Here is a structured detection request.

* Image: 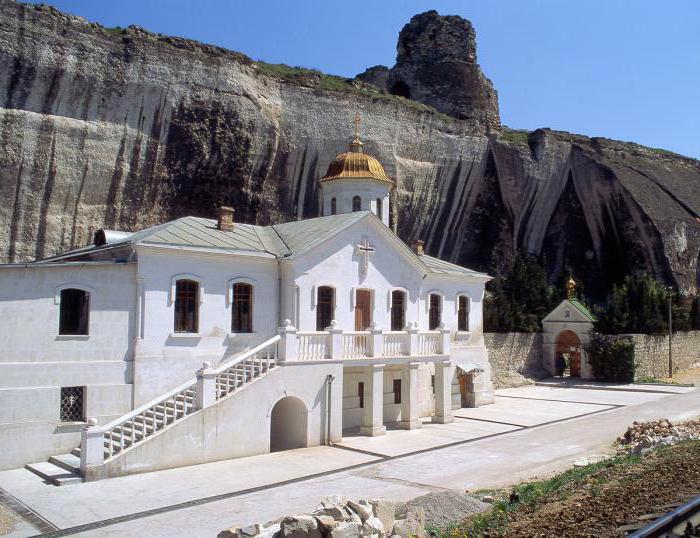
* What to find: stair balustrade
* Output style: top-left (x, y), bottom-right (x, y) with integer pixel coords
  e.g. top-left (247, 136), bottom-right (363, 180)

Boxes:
top-left (80, 335), bottom-right (280, 474)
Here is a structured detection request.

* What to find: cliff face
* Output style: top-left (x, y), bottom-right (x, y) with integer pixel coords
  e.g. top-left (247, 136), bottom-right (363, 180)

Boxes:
top-left (0, 2), bottom-right (699, 299)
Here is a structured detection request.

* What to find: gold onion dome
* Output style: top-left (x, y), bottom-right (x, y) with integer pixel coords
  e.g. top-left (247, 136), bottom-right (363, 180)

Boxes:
top-left (320, 113), bottom-right (394, 185)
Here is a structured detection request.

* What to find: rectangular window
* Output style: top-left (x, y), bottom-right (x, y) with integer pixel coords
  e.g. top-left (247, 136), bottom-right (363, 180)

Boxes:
top-left (393, 379), bottom-right (402, 404)
top-left (316, 286), bottom-right (335, 331)
top-left (174, 280), bottom-right (199, 333)
top-left (429, 294), bottom-right (442, 330)
top-left (391, 290), bottom-right (406, 331)
top-left (232, 283), bottom-right (253, 333)
top-left (431, 374), bottom-right (436, 394)
top-left (358, 381), bottom-right (365, 409)
top-left (458, 295), bottom-right (469, 331)
top-left (60, 386), bottom-right (85, 422)
top-left (59, 288), bottom-right (90, 335)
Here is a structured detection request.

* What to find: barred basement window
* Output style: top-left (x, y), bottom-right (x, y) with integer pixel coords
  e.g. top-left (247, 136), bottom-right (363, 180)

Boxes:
top-left (60, 387), bottom-right (85, 422)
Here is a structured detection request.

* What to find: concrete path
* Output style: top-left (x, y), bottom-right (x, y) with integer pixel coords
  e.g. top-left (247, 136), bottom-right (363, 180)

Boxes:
top-left (0, 384), bottom-right (697, 537)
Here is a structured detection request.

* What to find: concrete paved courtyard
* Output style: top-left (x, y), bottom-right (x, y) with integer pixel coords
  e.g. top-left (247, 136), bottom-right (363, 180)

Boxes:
top-left (0, 382), bottom-right (697, 537)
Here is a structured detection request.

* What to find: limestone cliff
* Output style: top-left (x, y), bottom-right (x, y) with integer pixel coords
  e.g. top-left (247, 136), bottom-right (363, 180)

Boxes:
top-left (0, 2), bottom-right (698, 299)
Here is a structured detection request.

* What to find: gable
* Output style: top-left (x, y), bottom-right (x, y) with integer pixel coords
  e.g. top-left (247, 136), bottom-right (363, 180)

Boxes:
top-left (543, 300), bottom-right (596, 324)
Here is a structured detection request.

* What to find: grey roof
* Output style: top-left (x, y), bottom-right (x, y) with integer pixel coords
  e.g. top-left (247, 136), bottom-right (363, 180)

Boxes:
top-left (33, 212), bottom-right (490, 280)
top-left (419, 254), bottom-right (490, 279)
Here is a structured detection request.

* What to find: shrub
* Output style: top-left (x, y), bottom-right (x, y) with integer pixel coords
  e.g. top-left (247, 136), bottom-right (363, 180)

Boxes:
top-left (586, 334), bottom-right (635, 382)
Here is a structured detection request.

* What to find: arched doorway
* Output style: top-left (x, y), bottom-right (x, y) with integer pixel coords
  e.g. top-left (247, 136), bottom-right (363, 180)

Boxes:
top-left (555, 330), bottom-right (582, 377)
top-left (270, 397), bottom-right (308, 451)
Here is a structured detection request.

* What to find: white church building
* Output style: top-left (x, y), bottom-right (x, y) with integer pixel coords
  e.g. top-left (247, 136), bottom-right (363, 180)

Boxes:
top-left (0, 123), bottom-right (495, 483)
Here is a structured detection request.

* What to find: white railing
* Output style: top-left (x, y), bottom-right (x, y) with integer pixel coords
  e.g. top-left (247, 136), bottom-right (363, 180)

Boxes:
top-left (214, 336), bottom-right (280, 399)
top-left (417, 331), bottom-right (440, 355)
top-left (297, 331), bottom-right (328, 360)
top-left (342, 331), bottom-right (370, 358)
top-left (382, 331), bottom-right (408, 356)
top-left (85, 335), bottom-right (280, 466)
top-left (99, 378), bottom-right (197, 461)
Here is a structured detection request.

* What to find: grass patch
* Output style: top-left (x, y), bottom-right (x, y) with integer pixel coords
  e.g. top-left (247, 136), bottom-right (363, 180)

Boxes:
top-left (439, 454), bottom-right (640, 537)
top-left (636, 376), bottom-right (681, 385)
top-left (103, 26), bottom-right (126, 36)
top-left (252, 61), bottom-right (456, 123)
top-left (498, 128), bottom-right (530, 145)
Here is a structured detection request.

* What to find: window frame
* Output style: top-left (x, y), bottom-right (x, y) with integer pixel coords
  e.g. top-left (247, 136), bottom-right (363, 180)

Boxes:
top-left (315, 285), bottom-right (336, 331)
top-left (456, 293), bottom-right (470, 332)
top-left (231, 282), bottom-right (254, 333)
top-left (55, 284), bottom-right (94, 337)
top-left (428, 292), bottom-right (443, 330)
top-left (390, 289), bottom-right (407, 331)
top-left (173, 278), bottom-right (201, 334)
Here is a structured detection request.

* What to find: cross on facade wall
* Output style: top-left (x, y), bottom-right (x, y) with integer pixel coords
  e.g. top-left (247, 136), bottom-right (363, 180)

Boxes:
top-left (356, 238), bottom-right (375, 277)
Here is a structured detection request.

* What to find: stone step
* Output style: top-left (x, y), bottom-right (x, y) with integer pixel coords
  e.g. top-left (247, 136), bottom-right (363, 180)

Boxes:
top-left (71, 447), bottom-right (81, 458)
top-left (48, 453), bottom-right (81, 474)
top-left (25, 461), bottom-right (83, 486)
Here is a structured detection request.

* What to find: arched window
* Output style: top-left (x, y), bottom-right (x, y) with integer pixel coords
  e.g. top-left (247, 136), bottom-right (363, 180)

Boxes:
top-left (331, 198), bottom-right (337, 215)
top-left (174, 279), bottom-right (199, 333)
top-left (457, 295), bottom-right (469, 331)
top-left (391, 290), bottom-right (406, 331)
top-left (59, 288), bottom-right (90, 335)
top-left (376, 198), bottom-right (383, 220)
top-left (232, 283), bottom-right (253, 333)
top-left (316, 286), bottom-right (335, 330)
top-left (429, 293), bottom-right (442, 330)
top-left (352, 196), bottom-right (361, 212)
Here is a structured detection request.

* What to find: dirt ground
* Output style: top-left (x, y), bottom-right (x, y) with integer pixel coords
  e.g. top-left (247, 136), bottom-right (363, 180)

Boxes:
top-left (660, 367), bottom-right (700, 386)
top-left (501, 441), bottom-right (700, 537)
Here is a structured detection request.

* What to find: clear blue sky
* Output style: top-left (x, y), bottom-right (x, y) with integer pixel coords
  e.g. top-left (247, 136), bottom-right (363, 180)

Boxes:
top-left (30, 0), bottom-right (700, 158)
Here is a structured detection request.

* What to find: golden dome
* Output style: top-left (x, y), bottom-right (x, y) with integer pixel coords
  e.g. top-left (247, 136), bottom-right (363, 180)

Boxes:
top-left (320, 138), bottom-right (394, 185)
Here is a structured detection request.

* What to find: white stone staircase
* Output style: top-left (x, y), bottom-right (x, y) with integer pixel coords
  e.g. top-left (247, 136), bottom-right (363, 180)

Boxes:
top-left (25, 335), bottom-right (280, 485)
top-left (80, 335), bottom-right (280, 481)
top-left (25, 448), bottom-right (83, 486)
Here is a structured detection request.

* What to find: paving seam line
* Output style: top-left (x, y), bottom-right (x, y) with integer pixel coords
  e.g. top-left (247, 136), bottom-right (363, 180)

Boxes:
top-left (533, 382), bottom-right (691, 394)
top-left (0, 486), bottom-right (59, 534)
top-left (30, 404), bottom-right (623, 537)
top-left (496, 394), bottom-right (628, 406)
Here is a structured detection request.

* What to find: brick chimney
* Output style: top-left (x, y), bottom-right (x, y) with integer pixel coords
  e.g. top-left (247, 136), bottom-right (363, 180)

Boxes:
top-left (410, 239), bottom-right (425, 256)
top-left (217, 206), bottom-right (235, 232)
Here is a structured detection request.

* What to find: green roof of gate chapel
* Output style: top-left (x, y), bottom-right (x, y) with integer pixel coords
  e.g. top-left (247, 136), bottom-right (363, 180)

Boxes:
top-left (569, 299), bottom-right (596, 322)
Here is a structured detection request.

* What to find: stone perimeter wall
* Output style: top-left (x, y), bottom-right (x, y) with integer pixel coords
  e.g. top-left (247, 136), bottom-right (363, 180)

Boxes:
top-left (633, 331), bottom-right (700, 379)
top-left (484, 333), bottom-right (545, 388)
top-left (485, 331), bottom-right (700, 385)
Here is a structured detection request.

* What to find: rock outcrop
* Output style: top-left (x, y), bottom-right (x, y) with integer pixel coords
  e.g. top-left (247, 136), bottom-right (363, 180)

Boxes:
top-left (0, 1), bottom-right (699, 298)
top-left (358, 10), bottom-right (500, 128)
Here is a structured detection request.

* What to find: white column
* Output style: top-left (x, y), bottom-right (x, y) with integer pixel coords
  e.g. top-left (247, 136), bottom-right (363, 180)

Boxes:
top-left (328, 320), bottom-right (343, 359)
top-left (80, 417), bottom-right (104, 477)
top-left (195, 361), bottom-right (217, 410)
top-left (359, 363), bottom-right (386, 436)
top-left (399, 361), bottom-right (422, 429)
top-left (406, 322), bottom-right (419, 356)
top-left (277, 319), bottom-right (298, 363)
top-left (368, 322), bottom-right (383, 357)
top-left (439, 324), bottom-right (451, 355)
top-left (432, 360), bottom-right (454, 424)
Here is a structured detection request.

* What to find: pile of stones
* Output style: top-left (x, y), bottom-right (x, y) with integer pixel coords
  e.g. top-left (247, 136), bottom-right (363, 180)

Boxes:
top-left (218, 495), bottom-right (426, 538)
top-left (616, 418), bottom-right (700, 455)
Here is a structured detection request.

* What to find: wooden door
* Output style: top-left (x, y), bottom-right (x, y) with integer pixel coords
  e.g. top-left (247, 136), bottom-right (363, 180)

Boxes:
top-left (355, 289), bottom-right (371, 330)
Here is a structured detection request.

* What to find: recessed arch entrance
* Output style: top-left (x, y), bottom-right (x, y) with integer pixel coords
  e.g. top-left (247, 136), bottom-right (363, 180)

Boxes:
top-left (270, 396), bottom-right (308, 451)
top-left (555, 330), bottom-right (582, 377)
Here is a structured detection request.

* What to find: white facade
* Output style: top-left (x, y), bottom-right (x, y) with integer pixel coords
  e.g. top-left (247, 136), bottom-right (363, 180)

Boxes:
top-left (0, 137), bottom-right (495, 478)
